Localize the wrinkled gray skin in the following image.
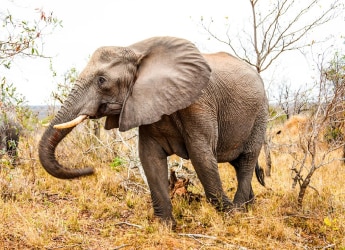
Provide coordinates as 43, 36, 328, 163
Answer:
0, 112, 21, 164
38, 37, 268, 226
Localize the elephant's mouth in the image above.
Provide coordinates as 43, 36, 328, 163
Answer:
90, 102, 123, 119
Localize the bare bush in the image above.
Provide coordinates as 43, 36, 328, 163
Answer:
275, 54, 345, 206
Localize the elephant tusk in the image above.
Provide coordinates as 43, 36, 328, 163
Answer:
53, 115, 88, 129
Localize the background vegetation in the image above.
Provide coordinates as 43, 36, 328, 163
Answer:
0, 111, 344, 249
1, 0, 344, 249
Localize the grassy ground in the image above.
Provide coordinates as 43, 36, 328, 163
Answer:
0, 120, 344, 250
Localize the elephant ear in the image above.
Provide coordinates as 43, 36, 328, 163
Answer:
119, 37, 211, 131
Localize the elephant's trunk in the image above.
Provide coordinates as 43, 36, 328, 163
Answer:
38, 105, 94, 179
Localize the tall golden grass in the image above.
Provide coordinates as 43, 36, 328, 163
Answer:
0, 117, 344, 249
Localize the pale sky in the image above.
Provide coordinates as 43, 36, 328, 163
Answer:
1, 0, 344, 105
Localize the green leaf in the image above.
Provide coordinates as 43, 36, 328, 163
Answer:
110, 157, 127, 172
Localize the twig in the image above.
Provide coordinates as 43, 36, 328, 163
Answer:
178, 233, 217, 240
321, 243, 335, 249
178, 234, 240, 248
114, 134, 137, 142
113, 244, 130, 250
115, 221, 143, 229
46, 244, 81, 249
122, 179, 150, 193
178, 233, 214, 246
282, 214, 313, 220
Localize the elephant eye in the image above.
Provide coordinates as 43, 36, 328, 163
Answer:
98, 76, 107, 85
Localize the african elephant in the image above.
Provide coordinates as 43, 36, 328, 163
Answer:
38, 36, 268, 226
0, 112, 21, 165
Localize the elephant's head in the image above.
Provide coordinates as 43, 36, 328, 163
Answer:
39, 36, 211, 179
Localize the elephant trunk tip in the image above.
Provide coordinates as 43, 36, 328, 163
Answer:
38, 139, 96, 179
40, 156, 96, 179
58, 166, 95, 179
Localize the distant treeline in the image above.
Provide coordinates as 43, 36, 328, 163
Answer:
29, 105, 57, 120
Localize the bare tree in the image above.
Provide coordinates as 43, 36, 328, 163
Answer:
276, 82, 311, 120
202, 0, 343, 73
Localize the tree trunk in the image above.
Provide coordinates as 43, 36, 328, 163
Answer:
297, 166, 316, 207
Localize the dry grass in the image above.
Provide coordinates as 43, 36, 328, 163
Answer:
0, 119, 344, 250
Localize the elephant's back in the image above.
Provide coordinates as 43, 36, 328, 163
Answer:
202, 52, 266, 112
203, 52, 265, 94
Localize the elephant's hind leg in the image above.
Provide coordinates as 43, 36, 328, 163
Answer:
179, 106, 233, 211
187, 143, 233, 211
230, 152, 259, 207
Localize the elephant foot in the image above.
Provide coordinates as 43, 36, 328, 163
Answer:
232, 195, 256, 212
216, 195, 256, 215
153, 215, 177, 230
152, 209, 176, 230
207, 196, 234, 212
233, 186, 256, 209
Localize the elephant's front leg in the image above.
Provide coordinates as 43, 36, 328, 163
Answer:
138, 127, 174, 226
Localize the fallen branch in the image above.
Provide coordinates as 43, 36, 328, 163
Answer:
114, 244, 130, 250
178, 233, 217, 240
178, 234, 241, 249
115, 222, 143, 229
321, 243, 335, 249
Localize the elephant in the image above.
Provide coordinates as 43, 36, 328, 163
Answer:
38, 36, 268, 227
0, 112, 21, 165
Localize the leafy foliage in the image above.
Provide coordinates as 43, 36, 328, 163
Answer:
0, 77, 36, 129
110, 156, 126, 171
0, 77, 25, 107
0, 3, 61, 126
0, 8, 61, 65
51, 67, 78, 104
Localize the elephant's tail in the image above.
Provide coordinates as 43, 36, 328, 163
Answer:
255, 162, 265, 187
